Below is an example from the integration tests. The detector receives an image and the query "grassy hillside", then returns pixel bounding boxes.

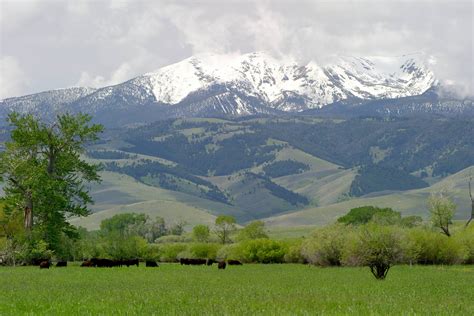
[70,172,247,230]
[274,168,356,206]
[208,172,308,219]
[265,166,474,227]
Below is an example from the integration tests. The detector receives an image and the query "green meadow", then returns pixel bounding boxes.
[1,264,473,315]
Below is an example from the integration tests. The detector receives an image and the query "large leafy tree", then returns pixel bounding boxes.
[0,112,103,250]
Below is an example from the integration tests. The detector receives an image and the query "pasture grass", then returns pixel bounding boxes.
[1,264,473,315]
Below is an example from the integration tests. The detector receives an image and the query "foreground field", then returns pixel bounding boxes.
[1,264,473,315]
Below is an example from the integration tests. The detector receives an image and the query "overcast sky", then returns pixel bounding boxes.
[0,0,472,99]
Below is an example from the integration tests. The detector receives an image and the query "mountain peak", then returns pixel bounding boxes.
[0,51,448,125]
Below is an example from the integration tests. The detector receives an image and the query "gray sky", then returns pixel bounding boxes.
[0,0,472,99]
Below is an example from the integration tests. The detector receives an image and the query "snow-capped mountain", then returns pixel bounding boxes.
[129,51,436,111]
[2,51,470,125]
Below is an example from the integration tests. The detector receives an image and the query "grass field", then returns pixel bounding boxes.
[1,264,473,315]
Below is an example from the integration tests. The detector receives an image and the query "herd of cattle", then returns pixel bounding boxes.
[35,258,243,270]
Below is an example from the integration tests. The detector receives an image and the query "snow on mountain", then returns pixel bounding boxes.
[129,51,435,111]
[0,51,440,123]
[0,87,96,115]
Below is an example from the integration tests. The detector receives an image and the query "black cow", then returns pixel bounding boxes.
[190,258,206,265]
[91,258,115,267]
[122,259,139,267]
[146,260,159,267]
[32,258,49,266]
[180,258,206,265]
[81,260,93,267]
[227,259,243,265]
[56,261,67,267]
[206,259,215,266]
[39,261,51,269]
[218,261,226,270]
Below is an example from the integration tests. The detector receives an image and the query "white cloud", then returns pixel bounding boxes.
[0,56,30,99]
[1,0,472,97]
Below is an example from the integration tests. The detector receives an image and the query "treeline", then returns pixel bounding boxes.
[250,173,309,206]
[123,130,281,176]
[350,165,428,196]
[263,160,310,178]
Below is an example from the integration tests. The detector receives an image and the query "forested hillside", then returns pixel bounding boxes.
[78,115,473,223]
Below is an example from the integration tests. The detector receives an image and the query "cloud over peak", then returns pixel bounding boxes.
[0,0,472,98]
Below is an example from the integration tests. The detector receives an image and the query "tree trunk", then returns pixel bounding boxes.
[24,194,33,232]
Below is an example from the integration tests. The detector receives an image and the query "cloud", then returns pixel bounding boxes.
[75,62,133,88]
[0,56,30,99]
[0,0,472,98]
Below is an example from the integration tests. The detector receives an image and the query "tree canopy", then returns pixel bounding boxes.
[0,112,103,253]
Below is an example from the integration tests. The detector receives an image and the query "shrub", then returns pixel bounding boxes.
[142,244,161,261]
[189,243,221,259]
[342,224,404,280]
[216,244,244,261]
[283,239,306,263]
[155,235,191,243]
[302,224,349,266]
[239,239,287,263]
[456,226,474,263]
[102,235,148,260]
[19,239,54,264]
[157,243,188,262]
[407,229,466,265]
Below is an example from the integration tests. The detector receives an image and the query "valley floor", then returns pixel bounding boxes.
[1,264,473,315]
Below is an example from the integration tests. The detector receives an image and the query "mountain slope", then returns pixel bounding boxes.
[70,171,244,230]
[264,166,474,227]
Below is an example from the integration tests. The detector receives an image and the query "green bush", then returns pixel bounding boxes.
[189,243,221,259]
[239,239,287,263]
[302,224,349,266]
[102,235,148,260]
[456,226,474,263]
[342,224,404,279]
[155,235,190,243]
[157,243,188,262]
[19,239,54,264]
[283,239,306,263]
[216,244,244,261]
[142,244,161,261]
[407,229,466,265]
